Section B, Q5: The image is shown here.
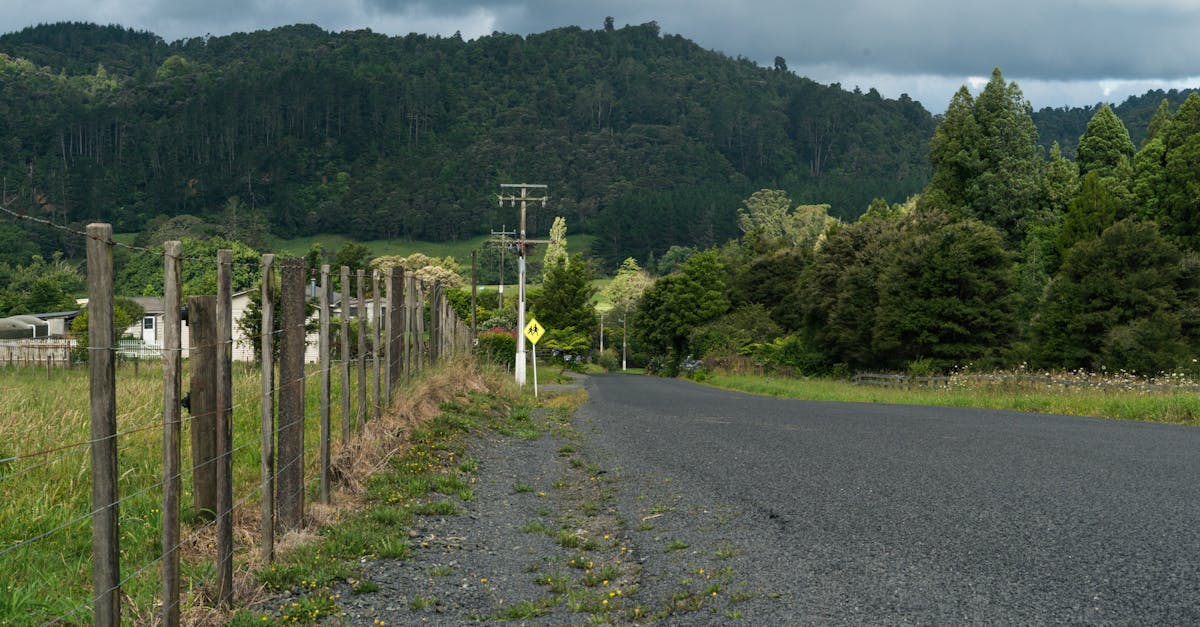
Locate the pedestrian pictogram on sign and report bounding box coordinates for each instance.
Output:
[524,317,545,345]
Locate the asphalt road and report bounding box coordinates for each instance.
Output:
[576,374,1200,624]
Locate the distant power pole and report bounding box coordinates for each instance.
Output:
[488,225,516,310]
[498,184,548,386]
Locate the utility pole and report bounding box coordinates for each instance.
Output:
[488,225,515,310]
[622,316,627,371]
[498,184,548,386]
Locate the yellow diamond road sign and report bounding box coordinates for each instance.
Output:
[524,317,545,345]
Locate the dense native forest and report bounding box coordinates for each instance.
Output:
[619,70,1200,377]
[1032,88,1198,159]
[4,22,1200,378]
[0,20,933,266]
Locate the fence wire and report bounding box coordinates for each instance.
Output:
[1,216,474,625]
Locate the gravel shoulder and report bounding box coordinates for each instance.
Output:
[276,371,770,625]
[272,372,655,625]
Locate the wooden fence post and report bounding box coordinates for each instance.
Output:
[215,249,234,606]
[446,291,453,357]
[356,269,367,430]
[259,254,275,563]
[87,223,119,627]
[161,241,182,626]
[405,272,418,377]
[277,258,306,531]
[429,285,442,364]
[372,270,382,420]
[416,283,427,370]
[187,296,217,520]
[340,265,350,444]
[471,251,478,341]
[383,268,393,406]
[388,268,404,388]
[319,264,331,505]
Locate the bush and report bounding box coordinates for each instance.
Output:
[907,358,937,377]
[752,334,830,375]
[595,347,618,372]
[690,304,781,359]
[477,329,516,366]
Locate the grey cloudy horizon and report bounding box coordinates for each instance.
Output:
[3,0,1199,112]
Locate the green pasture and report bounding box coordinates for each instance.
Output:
[0,362,347,624]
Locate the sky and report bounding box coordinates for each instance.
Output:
[2,0,1199,113]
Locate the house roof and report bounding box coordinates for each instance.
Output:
[32,310,80,320]
[233,288,346,306]
[129,296,164,314]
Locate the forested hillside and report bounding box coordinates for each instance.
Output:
[0,21,934,266]
[1033,88,1199,157]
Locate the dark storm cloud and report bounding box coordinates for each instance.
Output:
[4,0,1199,108]
[403,0,1200,82]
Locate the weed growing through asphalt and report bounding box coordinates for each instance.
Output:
[495,598,556,620]
[556,529,584,549]
[665,540,690,552]
[522,519,553,534]
[648,563,746,621]
[501,397,646,623]
[407,596,438,610]
[714,543,739,560]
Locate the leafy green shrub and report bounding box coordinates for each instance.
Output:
[690,304,781,359]
[69,297,145,362]
[596,347,619,372]
[907,358,937,377]
[752,333,830,375]
[542,327,591,372]
[477,329,516,365]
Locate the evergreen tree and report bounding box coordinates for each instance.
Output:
[1145,98,1174,144]
[1076,104,1135,180]
[1158,94,1200,248]
[632,249,728,371]
[729,247,809,331]
[532,253,596,339]
[872,212,1018,371]
[1040,142,1079,218]
[926,87,980,212]
[802,213,903,369]
[926,69,1042,243]
[1056,171,1125,257]
[543,217,568,270]
[1034,220,1191,373]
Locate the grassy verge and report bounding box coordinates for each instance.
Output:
[699,373,1200,425]
[229,372,536,625]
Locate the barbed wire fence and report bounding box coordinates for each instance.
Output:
[0,211,473,625]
